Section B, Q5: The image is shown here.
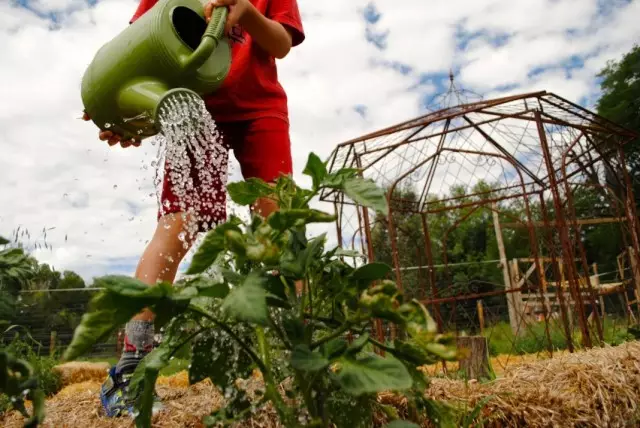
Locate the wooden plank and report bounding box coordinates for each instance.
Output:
[492,203,520,336]
[503,217,625,228]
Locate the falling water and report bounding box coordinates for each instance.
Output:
[152,92,229,248]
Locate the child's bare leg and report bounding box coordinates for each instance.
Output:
[116,213,195,373]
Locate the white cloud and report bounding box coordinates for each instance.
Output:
[0,0,638,282]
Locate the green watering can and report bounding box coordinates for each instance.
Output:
[81,0,231,141]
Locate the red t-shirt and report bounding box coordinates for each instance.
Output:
[130,0,304,123]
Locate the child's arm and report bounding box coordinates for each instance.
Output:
[205,0,294,59]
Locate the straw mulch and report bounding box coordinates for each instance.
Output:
[53,361,111,387]
[2,341,640,427]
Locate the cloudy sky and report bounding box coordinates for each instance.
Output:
[0,0,638,282]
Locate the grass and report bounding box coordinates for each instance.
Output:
[483,317,634,356]
[81,355,189,376]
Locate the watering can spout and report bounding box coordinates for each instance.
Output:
[117,78,199,129]
[180,6,228,73]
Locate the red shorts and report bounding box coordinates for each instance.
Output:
[158,117,293,230]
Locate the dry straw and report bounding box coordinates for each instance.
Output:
[2,341,639,427]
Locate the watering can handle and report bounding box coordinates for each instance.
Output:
[181,6,229,73]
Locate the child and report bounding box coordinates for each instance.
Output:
[84,0,304,417]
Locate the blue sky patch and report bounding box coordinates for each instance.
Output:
[361,1,389,50]
[353,104,368,119]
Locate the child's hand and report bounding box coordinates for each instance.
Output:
[82,112,141,148]
[204,0,250,34]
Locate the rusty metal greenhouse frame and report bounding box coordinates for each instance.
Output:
[320,90,640,357]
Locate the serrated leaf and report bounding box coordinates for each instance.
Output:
[303,153,327,189]
[222,274,268,325]
[291,345,330,372]
[186,217,243,275]
[322,168,359,188]
[227,177,274,206]
[343,177,389,216]
[336,354,412,395]
[63,277,172,361]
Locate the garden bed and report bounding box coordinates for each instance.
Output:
[2,341,639,427]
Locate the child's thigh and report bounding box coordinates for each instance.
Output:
[230,117,293,182]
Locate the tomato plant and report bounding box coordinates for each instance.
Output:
[63,153,459,428]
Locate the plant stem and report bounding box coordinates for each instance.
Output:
[255,326,270,367]
[255,326,293,424]
[368,337,396,354]
[187,305,267,374]
[188,306,293,424]
[268,312,292,349]
[310,322,351,349]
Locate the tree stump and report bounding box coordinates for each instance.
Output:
[456,336,492,380]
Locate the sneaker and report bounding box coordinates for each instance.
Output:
[100,366,136,417]
[100,366,163,418]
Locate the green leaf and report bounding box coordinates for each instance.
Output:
[322,168,359,188]
[189,329,253,387]
[268,209,336,231]
[283,314,305,345]
[227,178,274,206]
[291,345,330,372]
[423,342,458,360]
[336,354,412,396]
[347,333,370,354]
[222,274,268,325]
[303,153,328,189]
[0,236,9,246]
[343,177,389,216]
[128,346,171,428]
[352,263,392,282]
[280,233,326,278]
[322,338,348,360]
[334,248,366,259]
[24,388,45,428]
[185,277,230,299]
[186,217,243,275]
[386,421,419,428]
[63,277,172,361]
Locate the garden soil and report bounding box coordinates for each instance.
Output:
[2,341,640,427]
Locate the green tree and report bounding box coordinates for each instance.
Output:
[596,44,640,192]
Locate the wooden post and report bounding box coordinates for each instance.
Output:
[491,203,520,336]
[49,331,56,356]
[592,263,605,326]
[558,259,574,330]
[456,336,492,380]
[628,247,640,318]
[510,259,525,331]
[477,300,485,335]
